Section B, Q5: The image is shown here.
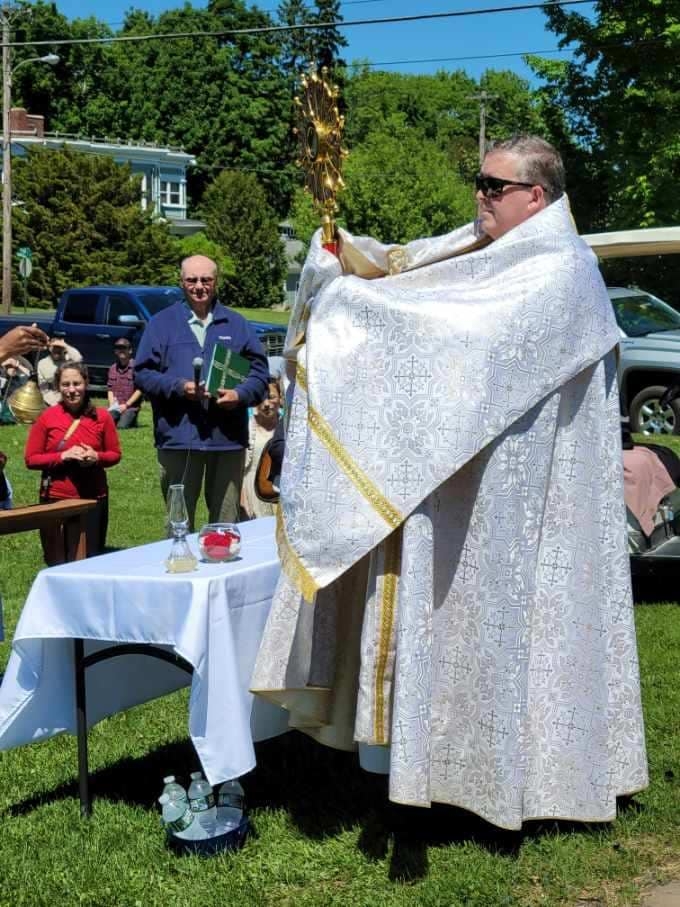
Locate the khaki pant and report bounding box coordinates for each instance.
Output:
[158,448,245,531]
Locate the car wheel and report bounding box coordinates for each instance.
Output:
[629,385,680,435]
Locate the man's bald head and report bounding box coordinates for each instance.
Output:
[180,255,218,314]
[180,255,218,281]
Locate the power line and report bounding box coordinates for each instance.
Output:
[352,36,666,68]
[354,47,569,67]
[5,1,595,48]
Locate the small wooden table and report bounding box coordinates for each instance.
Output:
[0,499,98,562]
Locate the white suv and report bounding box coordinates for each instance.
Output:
[611,287,680,434]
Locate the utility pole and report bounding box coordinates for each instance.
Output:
[467,90,498,164]
[0,6,56,315]
[1,4,14,315]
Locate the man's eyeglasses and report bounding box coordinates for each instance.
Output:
[183,276,216,286]
[475,174,539,199]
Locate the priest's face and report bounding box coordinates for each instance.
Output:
[476,151,547,240]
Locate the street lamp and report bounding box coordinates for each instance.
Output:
[1,35,59,314]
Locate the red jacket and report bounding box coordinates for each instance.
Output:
[25,404,121,500]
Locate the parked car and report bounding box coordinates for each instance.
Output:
[0,285,287,392]
[610,286,680,435]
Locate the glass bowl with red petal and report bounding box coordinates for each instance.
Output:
[197,523,242,563]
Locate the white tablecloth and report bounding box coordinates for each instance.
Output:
[0,517,289,785]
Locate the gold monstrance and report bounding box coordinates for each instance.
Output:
[293,66,347,255]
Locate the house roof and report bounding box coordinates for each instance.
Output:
[14,134,196,167]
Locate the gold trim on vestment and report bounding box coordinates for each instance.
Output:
[276,506,319,603]
[373,528,402,744]
[296,361,309,393]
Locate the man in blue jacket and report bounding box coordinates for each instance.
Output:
[135,255,269,529]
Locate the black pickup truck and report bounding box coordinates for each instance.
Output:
[0,285,287,392]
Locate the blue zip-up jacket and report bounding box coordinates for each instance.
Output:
[134,299,269,451]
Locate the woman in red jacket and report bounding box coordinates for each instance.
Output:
[25,362,121,564]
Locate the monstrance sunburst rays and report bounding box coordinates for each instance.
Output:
[293,66,347,252]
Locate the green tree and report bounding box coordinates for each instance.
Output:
[340,125,476,244]
[278,0,316,77]
[290,186,322,250]
[536,2,680,230]
[175,233,235,281]
[345,68,477,149]
[343,67,550,182]
[201,171,287,309]
[111,2,295,214]
[312,0,347,72]
[9,147,178,307]
[530,2,680,301]
[10,2,126,139]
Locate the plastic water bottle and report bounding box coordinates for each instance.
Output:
[216,778,245,830]
[161,775,188,805]
[187,771,216,836]
[158,793,204,840]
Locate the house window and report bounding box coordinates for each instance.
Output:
[160,180,181,206]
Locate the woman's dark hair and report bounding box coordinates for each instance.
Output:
[55,361,96,415]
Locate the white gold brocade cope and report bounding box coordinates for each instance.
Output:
[252,197,648,830]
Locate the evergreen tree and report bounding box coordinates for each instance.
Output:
[9,147,178,307]
[312,0,347,72]
[278,0,316,78]
[201,172,287,309]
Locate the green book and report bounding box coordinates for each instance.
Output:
[206,343,251,395]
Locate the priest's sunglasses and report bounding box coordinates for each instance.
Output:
[475,173,539,199]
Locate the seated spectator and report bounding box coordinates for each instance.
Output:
[25,362,121,565]
[37,339,81,406]
[107,338,142,429]
[240,379,281,520]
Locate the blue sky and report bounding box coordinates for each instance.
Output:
[52,0,593,85]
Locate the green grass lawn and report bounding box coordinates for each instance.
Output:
[0,419,679,907]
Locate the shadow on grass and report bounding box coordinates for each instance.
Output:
[632,574,680,604]
[6,730,632,883]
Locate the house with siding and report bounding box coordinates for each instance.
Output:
[8,108,302,303]
[9,108,201,235]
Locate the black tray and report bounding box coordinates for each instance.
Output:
[167,812,249,856]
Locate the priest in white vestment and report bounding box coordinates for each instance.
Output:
[251,136,648,830]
